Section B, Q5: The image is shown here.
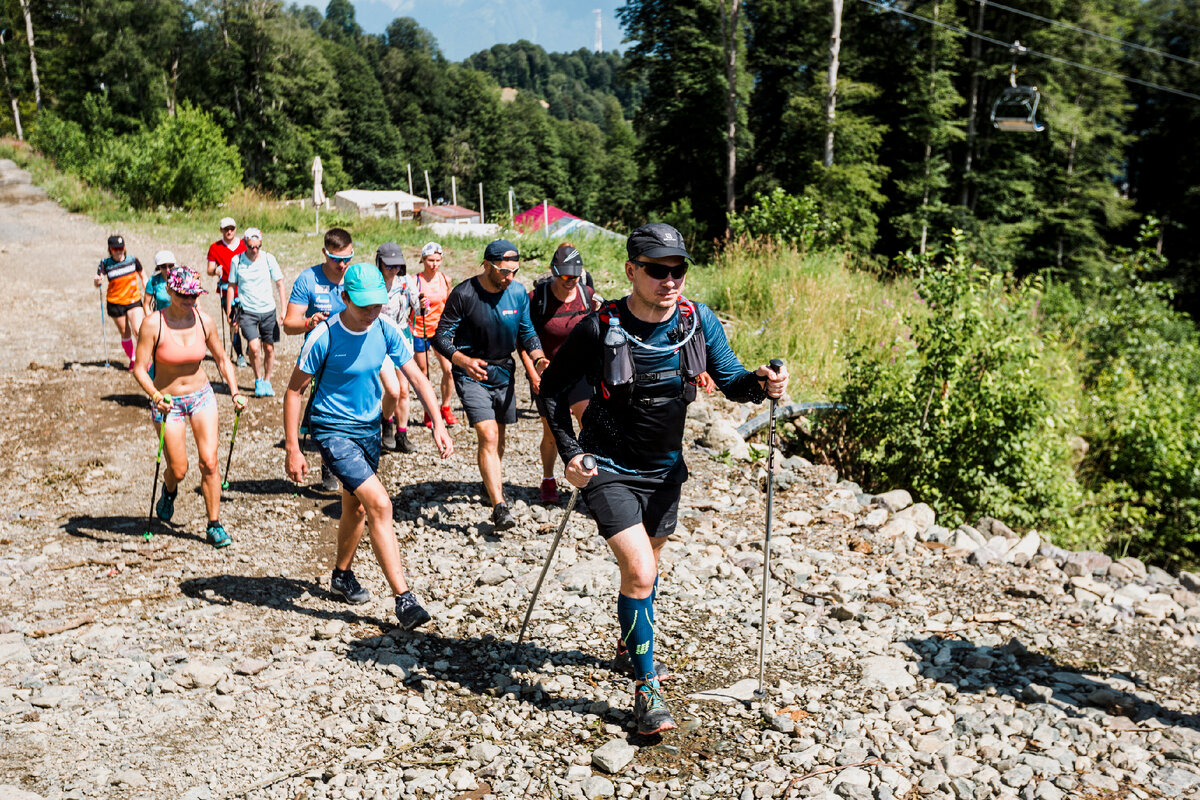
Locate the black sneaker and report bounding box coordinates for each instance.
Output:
[491,502,516,531]
[634,680,678,735]
[320,464,339,492]
[612,641,672,681]
[156,486,177,522]
[382,419,397,450]
[394,429,414,453]
[394,592,432,631]
[330,569,370,604]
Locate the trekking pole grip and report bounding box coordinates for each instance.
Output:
[581,454,596,471]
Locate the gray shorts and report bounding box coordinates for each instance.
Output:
[454,374,516,426]
[240,309,279,343]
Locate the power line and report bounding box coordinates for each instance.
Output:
[858,0,1200,102]
[984,0,1200,70]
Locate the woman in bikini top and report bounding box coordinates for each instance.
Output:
[131,265,246,548]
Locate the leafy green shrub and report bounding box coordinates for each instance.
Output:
[811,229,1086,533]
[727,187,840,252]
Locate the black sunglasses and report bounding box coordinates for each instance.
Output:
[631,259,688,281]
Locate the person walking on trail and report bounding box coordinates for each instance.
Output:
[377,242,420,453]
[143,250,176,314]
[95,234,146,371]
[131,265,247,549]
[282,228,400,491]
[433,239,548,532]
[410,242,457,428]
[519,243,598,504]
[538,223,789,735]
[228,228,286,397]
[283,264,453,629]
[206,217,247,367]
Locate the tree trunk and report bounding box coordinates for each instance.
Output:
[919,1,940,255]
[720,0,742,234]
[960,0,986,210]
[0,38,22,141]
[16,0,39,111]
[824,0,844,168]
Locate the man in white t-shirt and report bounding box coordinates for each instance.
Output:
[229,227,286,396]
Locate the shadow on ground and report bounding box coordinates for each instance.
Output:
[904,636,1200,731]
[62,514,203,545]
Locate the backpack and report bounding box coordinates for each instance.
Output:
[531,275,595,333]
[597,298,707,406]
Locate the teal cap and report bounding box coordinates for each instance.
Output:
[343,262,389,306]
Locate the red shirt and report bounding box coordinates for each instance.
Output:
[530,282,590,359]
[207,239,246,284]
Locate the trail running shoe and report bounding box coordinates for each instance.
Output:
[394,430,414,453]
[254,378,268,397]
[423,411,433,429]
[491,503,516,532]
[330,569,371,604]
[382,418,397,450]
[262,380,275,397]
[539,478,559,503]
[206,521,232,548]
[634,680,677,735]
[612,641,672,681]
[395,592,432,631]
[156,486,177,522]
[237,355,248,368]
[440,405,458,426]
[320,464,339,492]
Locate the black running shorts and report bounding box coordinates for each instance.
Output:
[454,374,517,426]
[583,470,682,540]
[106,300,141,318]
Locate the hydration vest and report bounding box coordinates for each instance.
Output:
[598,298,707,406]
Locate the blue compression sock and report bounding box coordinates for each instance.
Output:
[617,592,656,681]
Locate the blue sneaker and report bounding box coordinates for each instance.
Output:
[206,521,232,548]
[253,378,268,397]
[237,355,248,368]
[262,380,275,397]
[156,486,177,522]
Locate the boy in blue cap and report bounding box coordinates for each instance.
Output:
[283,263,453,629]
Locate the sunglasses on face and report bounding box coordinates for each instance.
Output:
[246,243,260,250]
[631,259,688,281]
[326,250,354,264]
[222,227,235,232]
[158,264,174,270]
[380,263,403,270]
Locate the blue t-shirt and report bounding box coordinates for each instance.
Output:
[298,315,414,438]
[288,264,346,324]
[145,273,171,311]
[230,251,284,314]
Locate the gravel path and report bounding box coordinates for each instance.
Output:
[1,159,1199,800]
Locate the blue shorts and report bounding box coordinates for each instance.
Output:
[313,431,381,492]
[412,335,432,353]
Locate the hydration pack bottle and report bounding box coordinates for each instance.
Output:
[601,315,635,402]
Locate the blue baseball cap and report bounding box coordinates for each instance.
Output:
[484,239,519,262]
[343,263,389,306]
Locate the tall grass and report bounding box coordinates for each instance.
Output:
[692,240,919,398]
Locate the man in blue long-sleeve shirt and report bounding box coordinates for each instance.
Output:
[434,239,548,531]
[539,223,788,736]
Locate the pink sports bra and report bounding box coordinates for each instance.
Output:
[154,311,209,367]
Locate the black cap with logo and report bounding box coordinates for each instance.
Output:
[107,234,125,250]
[550,244,584,277]
[626,223,692,263]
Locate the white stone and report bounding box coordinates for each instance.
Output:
[1006,531,1041,563]
[859,656,915,691]
[592,739,637,774]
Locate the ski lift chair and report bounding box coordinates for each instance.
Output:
[990,41,1046,133]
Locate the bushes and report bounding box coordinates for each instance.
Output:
[31,100,241,209]
[727,187,840,252]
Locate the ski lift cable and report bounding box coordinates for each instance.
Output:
[858,0,1200,102]
[984,0,1200,70]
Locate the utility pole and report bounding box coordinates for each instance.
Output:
[593,9,602,53]
[0,31,22,141]
[824,0,844,168]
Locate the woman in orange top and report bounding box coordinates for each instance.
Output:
[132,265,246,548]
[93,234,146,370]
[411,242,457,427]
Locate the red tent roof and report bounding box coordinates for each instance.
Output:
[513,203,578,233]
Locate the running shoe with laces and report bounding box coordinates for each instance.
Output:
[206,521,232,548]
[330,568,371,604]
[156,486,177,522]
[394,430,414,453]
[382,418,397,450]
[440,405,458,426]
[612,640,672,681]
[491,502,516,531]
[263,380,275,397]
[237,355,248,368]
[539,478,559,503]
[254,378,268,397]
[634,679,677,735]
[394,591,432,631]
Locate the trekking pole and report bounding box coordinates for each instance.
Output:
[145,400,172,541]
[510,454,596,661]
[417,292,431,381]
[754,359,785,701]
[98,287,109,367]
[220,406,243,491]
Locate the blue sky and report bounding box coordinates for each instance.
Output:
[326,0,628,62]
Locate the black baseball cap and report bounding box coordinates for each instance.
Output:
[376,242,406,268]
[550,244,584,277]
[626,223,692,262]
[107,234,125,250]
[484,239,519,262]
